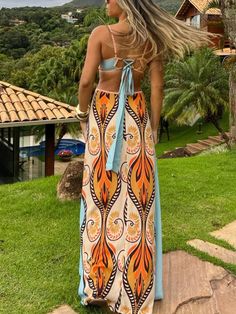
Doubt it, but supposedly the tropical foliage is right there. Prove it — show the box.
[205,0,236,144]
[163,47,230,142]
[65,0,182,14]
[0,2,230,144]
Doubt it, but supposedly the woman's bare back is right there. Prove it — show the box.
[96,23,152,92]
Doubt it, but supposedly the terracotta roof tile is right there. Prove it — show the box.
[30,99,41,112]
[176,0,222,17]
[0,102,10,123]
[0,81,77,127]
[1,113,10,123]
[4,101,15,112]
[1,94,11,104]
[59,107,74,119]
[18,110,29,121]
[0,102,5,112]
[14,101,25,112]
[8,109,19,122]
[17,92,28,103]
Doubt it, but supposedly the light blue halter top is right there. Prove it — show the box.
[101,57,136,173]
[99,25,149,174]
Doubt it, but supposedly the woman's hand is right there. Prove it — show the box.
[80,121,88,143]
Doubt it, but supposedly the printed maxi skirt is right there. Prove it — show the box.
[78,88,163,314]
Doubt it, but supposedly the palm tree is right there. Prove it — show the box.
[30,90,80,151]
[163,47,230,144]
[223,54,236,144]
[204,0,236,145]
[50,91,80,150]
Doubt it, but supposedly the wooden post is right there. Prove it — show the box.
[45,124,55,176]
[13,127,20,178]
[229,72,236,145]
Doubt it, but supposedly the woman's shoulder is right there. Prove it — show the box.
[87,25,110,46]
[92,23,131,36]
[90,24,109,35]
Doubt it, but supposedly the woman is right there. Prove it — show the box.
[76,1,215,313]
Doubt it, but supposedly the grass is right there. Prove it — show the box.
[156,111,229,156]
[1,148,236,314]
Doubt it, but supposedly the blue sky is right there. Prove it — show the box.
[0,0,72,8]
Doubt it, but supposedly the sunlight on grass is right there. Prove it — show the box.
[0,148,236,313]
[156,111,229,156]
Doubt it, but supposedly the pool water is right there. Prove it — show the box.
[19,139,85,158]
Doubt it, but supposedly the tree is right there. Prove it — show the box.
[0,29,30,58]
[163,47,230,144]
[29,89,80,151]
[0,53,14,81]
[205,0,236,145]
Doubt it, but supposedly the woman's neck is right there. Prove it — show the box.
[118,14,128,24]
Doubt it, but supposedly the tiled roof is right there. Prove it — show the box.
[213,47,236,56]
[0,81,77,127]
[175,0,222,17]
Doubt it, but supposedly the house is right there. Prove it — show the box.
[9,19,26,26]
[175,0,224,48]
[61,12,78,24]
[0,81,79,184]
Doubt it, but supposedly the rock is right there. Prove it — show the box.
[48,304,78,314]
[187,239,236,264]
[210,220,236,250]
[154,250,236,314]
[57,160,84,201]
[159,147,191,159]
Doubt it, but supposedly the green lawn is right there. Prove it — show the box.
[156,111,229,156]
[1,148,236,314]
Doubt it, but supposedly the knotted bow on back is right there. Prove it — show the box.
[106,59,135,173]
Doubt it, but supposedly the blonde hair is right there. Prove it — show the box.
[116,0,219,61]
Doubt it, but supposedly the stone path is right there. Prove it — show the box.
[185,132,230,156]
[210,221,236,249]
[48,249,236,314]
[187,239,236,264]
[162,132,230,157]
[48,221,236,314]
[153,250,236,314]
[48,305,77,314]
[187,220,236,264]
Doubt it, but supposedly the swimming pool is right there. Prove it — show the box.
[19,139,85,157]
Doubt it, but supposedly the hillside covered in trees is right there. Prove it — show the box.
[64,0,182,14]
[0,0,183,105]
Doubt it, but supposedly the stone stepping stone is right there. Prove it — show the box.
[186,143,206,151]
[47,251,236,314]
[197,139,218,146]
[208,136,224,144]
[210,220,236,249]
[48,304,77,314]
[154,250,236,314]
[187,239,236,264]
[185,146,200,155]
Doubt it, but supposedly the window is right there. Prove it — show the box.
[186,17,191,25]
[191,14,201,28]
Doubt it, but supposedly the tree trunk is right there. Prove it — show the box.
[210,115,231,148]
[222,0,236,146]
[55,123,68,150]
[223,1,236,49]
[229,71,236,144]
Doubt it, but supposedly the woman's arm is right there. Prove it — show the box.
[148,57,164,144]
[78,26,103,112]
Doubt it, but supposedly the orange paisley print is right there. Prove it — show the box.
[78,89,161,314]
